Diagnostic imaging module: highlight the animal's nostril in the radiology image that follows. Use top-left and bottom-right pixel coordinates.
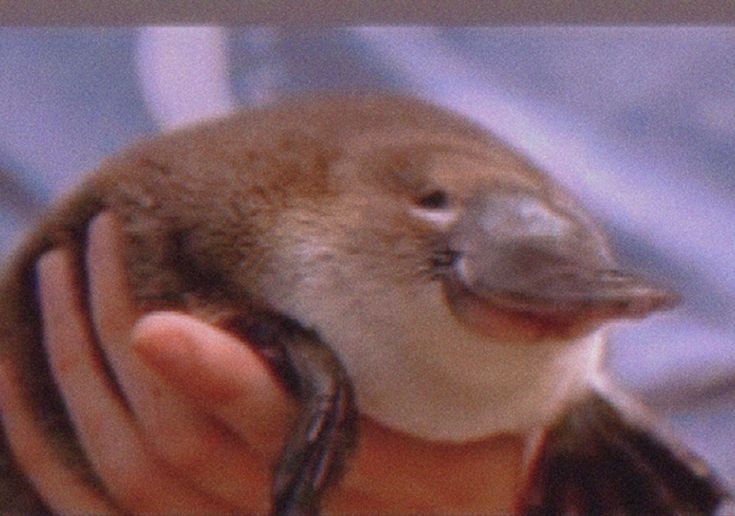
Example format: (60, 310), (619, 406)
(431, 249), (459, 268)
(595, 269), (631, 282)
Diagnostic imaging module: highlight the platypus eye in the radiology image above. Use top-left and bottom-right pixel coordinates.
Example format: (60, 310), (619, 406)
(416, 190), (449, 209)
(411, 189), (457, 229)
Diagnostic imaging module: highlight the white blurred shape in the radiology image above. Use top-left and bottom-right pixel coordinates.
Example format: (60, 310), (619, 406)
(136, 27), (237, 129)
(236, 28), (286, 106)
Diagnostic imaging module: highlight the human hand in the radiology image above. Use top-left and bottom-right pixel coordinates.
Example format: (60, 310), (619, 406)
(0, 211), (524, 513)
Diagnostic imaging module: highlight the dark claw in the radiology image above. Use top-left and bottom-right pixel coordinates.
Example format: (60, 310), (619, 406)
(273, 328), (357, 516)
(519, 392), (732, 516)
(227, 312), (358, 516)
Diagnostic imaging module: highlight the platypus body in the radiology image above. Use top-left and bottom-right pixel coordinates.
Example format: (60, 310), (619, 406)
(0, 94), (731, 514)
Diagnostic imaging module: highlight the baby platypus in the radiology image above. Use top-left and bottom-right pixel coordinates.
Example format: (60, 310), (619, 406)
(0, 94), (731, 514)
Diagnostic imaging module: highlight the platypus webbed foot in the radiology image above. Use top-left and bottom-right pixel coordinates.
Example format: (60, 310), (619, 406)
(519, 392), (732, 515)
(232, 313), (358, 516)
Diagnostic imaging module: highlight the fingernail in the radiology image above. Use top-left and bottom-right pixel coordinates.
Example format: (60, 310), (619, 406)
(88, 211), (118, 239)
(131, 313), (197, 378)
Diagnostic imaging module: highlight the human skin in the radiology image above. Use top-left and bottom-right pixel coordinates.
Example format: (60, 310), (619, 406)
(0, 212), (525, 513)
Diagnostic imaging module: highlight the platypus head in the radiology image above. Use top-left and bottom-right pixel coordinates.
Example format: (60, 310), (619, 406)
(255, 96), (678, 439)
(312, 123), (677, 344)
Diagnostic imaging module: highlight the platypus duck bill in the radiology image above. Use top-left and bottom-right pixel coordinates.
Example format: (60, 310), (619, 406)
(442, 187), (680, 341)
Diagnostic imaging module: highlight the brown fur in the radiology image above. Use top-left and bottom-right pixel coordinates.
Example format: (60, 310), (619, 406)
(0, 93), (547, 510)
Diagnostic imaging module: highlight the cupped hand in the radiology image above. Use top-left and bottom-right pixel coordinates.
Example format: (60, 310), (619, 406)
(0, 211), (524, 514)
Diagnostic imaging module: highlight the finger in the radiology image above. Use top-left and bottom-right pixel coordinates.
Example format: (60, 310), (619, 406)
(0, 360), (117, 514)
(37, 248), (229, 513)
(86, 213), (271, 509)
(132, 312), (295, 460)
(86, 212), (137, 359)
(86, 212), (194, 432)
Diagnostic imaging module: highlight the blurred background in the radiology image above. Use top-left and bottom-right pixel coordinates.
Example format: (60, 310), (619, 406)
(0, 27), (733, 483)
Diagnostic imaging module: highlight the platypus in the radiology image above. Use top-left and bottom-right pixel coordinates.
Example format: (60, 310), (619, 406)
(0, 94), (731, 514)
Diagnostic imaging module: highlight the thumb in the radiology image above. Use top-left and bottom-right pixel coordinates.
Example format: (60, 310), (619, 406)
(131, 311), (295, 459)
